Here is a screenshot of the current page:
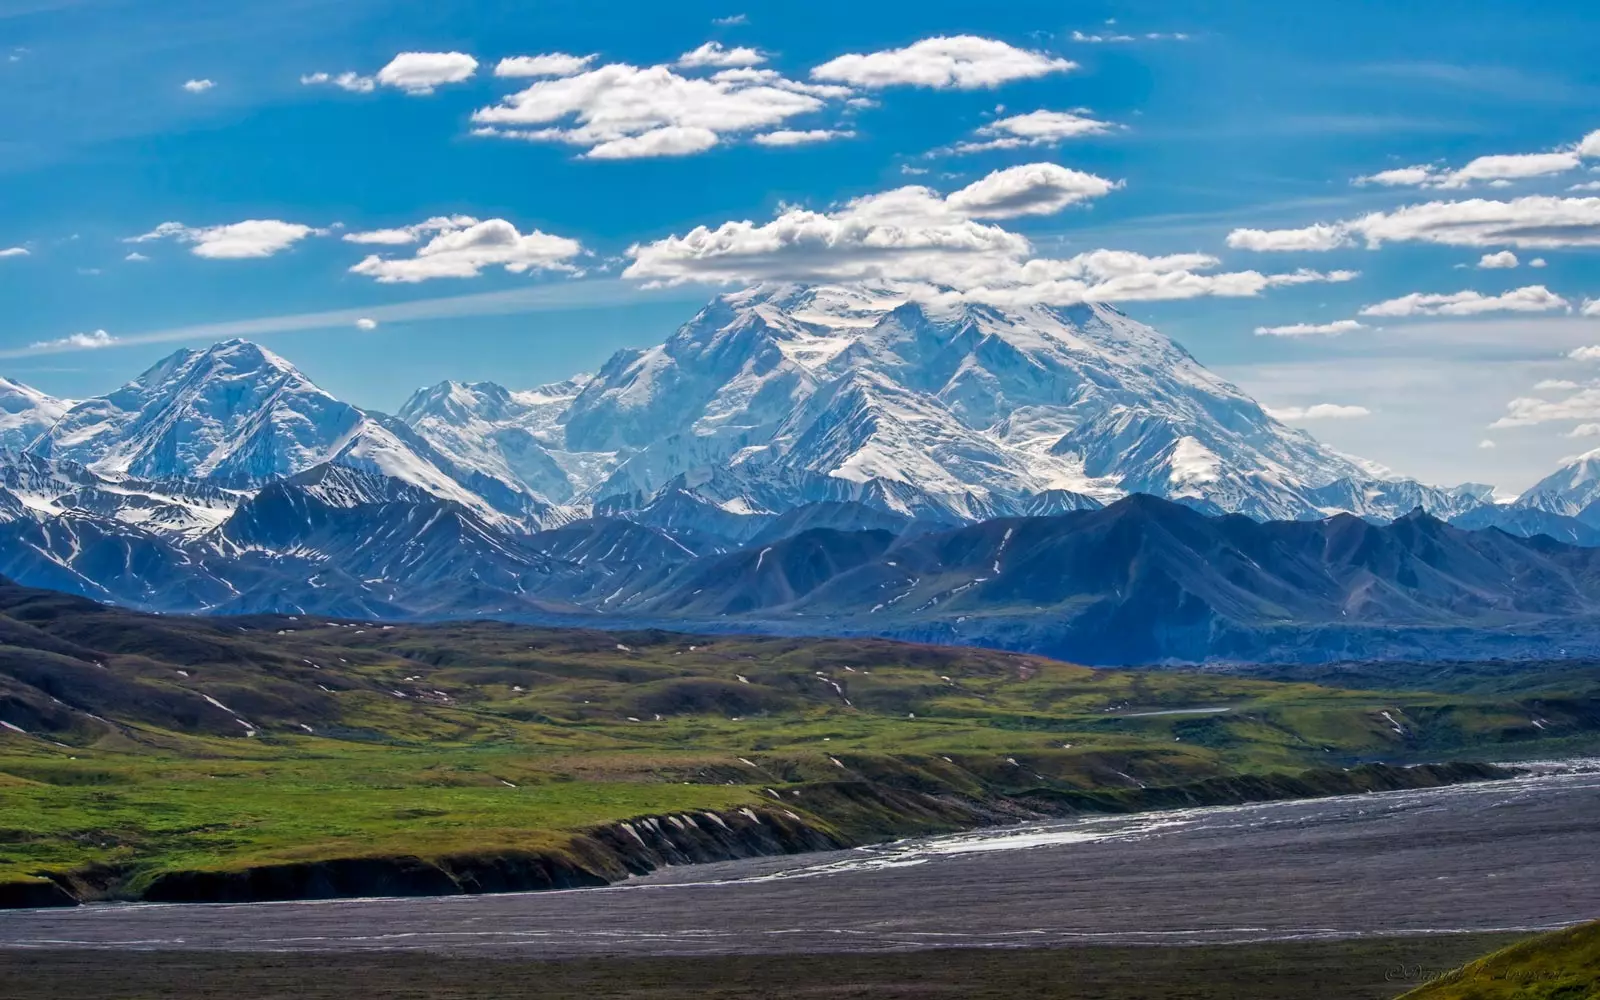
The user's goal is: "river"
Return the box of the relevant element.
[2,761,1596,956]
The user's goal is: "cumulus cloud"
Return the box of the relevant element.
[1253,319,1366,337]
[947,109,1113,154]
[182,78,215,93]
[676,41,765,68]
[623,166,1355,307]
[1226,223,1351,252]
[1359,285,1569,317]
[376,51,479,94]
[1355,166,1438,187]
[1477,250,1519,268]
[354,317,378,331]
[1536,379,1582,391]
[1568,423,1600,438]
[945,163,1121,218]
[1478,438,1497,449]
[31,329,117,351]
[1491,387,1600,427]
[585,126,720,159]
[301,71,377,93]
[495,53,595,78]
[1570,345,1600,362]
[1356,152,1582,189]
[343,215,481,245]
[1264,403,1372,421]
[471,62,830,158]
[752,128,855,146]
[1584,299,1600,317]
[1581,130,1600,158]
[1232,196,1600,251]
[348,217,583,282]
[0,247,28,258]
[123,252,148,262]
[127,220,324,259]
[810,36,1074,90]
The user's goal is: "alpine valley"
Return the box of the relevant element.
[7,282,1600,664]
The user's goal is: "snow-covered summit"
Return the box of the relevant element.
[0,376,72,452]
[529,282,1376,519]
[28,339,537,524]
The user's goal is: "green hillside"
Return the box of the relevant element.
[2,579,1597,905]
[1397,921,1600,999]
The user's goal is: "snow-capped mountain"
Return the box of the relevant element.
[29,340,545,525]
[396,376,596,506]
[0,377,71,452]
[408,283,1385,521]
[1514,447,1600,516]
[0,452,238,538]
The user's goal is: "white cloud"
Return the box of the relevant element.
[1265,403,1372,421]
[810,36,1074,90]
[127,220,323,259]
[1530,257,1548,267]
[1580,130,1600,158]
[1570,345,1600,362]
[585,126,720,159]
[1226,223,1351,252]
[1478,438,1497,449]
[1235,196,1600,252]
[623,168,1356,307]
[1572,181,1600,192]
[1492,387,1600,427]
[1360,285,1569,318]
[0,247,28,258]
[752,128,855,146]
[945,162,1121,218]
[495,53,595,78]
[1584,299,1600,317]
[301,71,377,93]
[31,329,117,351]
[355,317,378,331]
[712,14,748,26]
[344,215,481,245]
[348,217,583,282]
[676,42,765,69]
[1477,250,1518,269]
[123,251,148,262]
[1536,379,1581,391]
[182,78,215,93]
[1354,166,1438,187]
[375,51,478,94]
[1357,152,1582,189]
[948,109,1113,154]
[1363,196,1600,249]
[1070,29,1189,43]
[1567,423,1600,438]
[471,62,828,158]
[1254,319,1366,337]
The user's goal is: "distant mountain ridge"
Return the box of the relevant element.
[5,284,1600,662]
[5,283,1576,530]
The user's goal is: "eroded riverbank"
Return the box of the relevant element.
[1,762,1594,956]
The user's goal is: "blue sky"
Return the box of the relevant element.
[1,0,1598,491]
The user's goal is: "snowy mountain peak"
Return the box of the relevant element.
[1515,446,1600,515]
[0,376,71,452]
[33,341,355,483]
[529,282,1377,521]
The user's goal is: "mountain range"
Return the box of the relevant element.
[6,282,1600,663]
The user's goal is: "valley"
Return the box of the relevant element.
[1,576,1596,908]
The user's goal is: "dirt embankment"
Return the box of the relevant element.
[4,760,1511,909]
